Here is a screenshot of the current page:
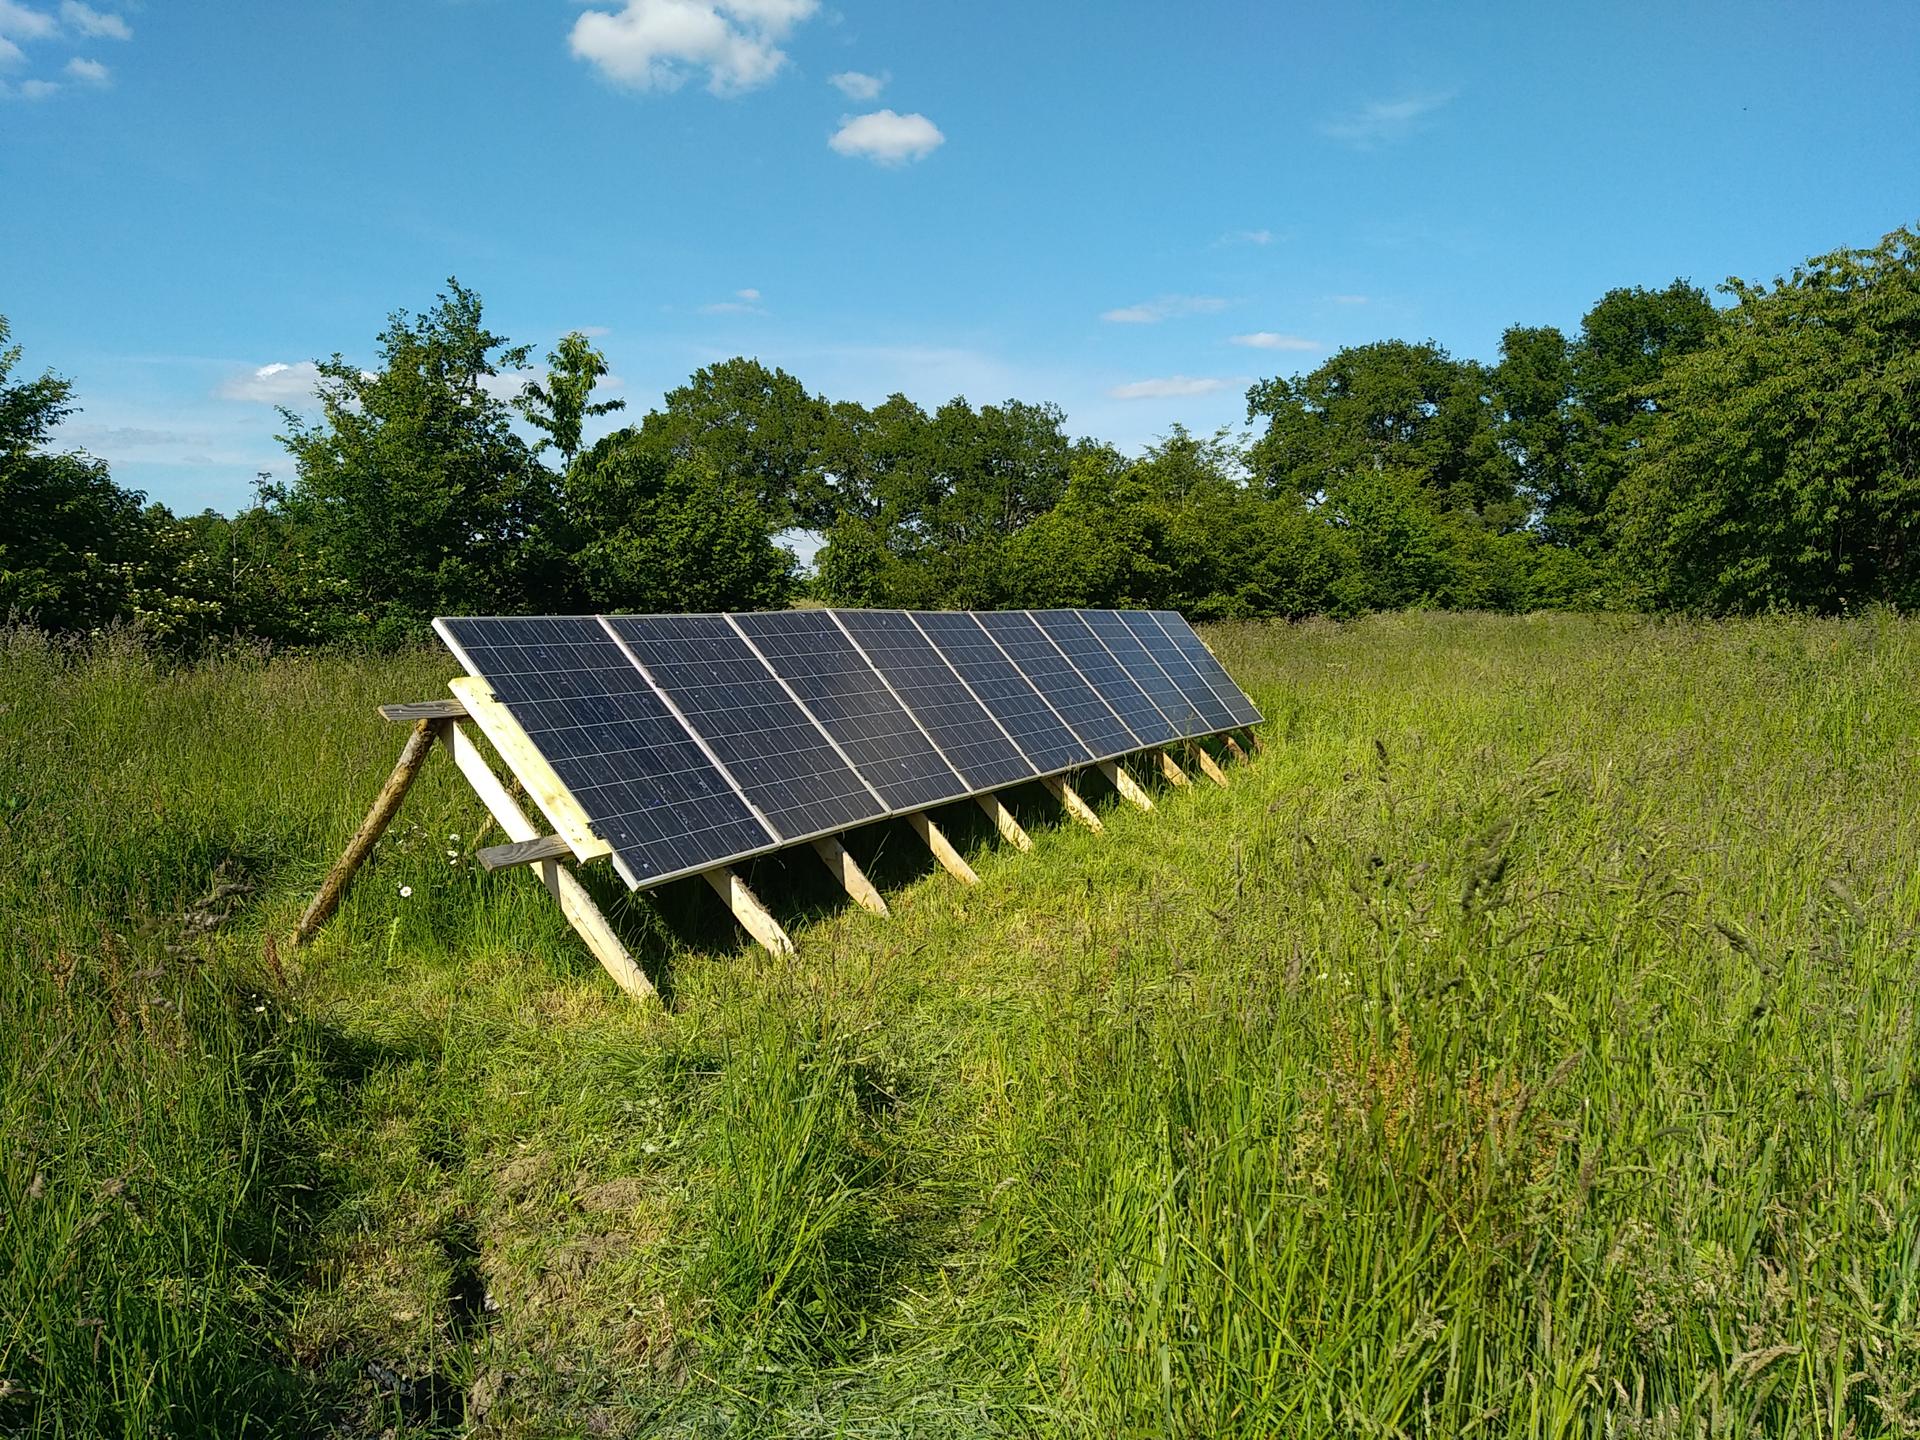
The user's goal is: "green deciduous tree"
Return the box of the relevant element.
[518,331,626,465]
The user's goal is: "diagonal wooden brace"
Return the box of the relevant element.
[1040,772,1103,833]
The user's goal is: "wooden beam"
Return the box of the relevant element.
[810,835,890,918]
[1222,733,1249,764]
[1098,759,1154,811]
[1242,727,1266,755]
[476,832,572,872]
[378,698,470,723]
[438,721,656,1003]
[1040,772,1103,833]
[447,676,609,862]
[1156,750,1192,788]
[293,718,442,945]
[905,811,979,886]
[702,867,796,957]
[975,792,1034,852]
[1187,741,1230,788]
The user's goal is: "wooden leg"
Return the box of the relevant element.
[1040,773,1103,833]
[906,812,979,886]
[975,792,1033,852]
[439,721,658,1002]
[1242,727,1266,754]
[811,835,890,918]
[1157,750,1192,788]
[293,718,441,945]
[702,867,796,957]
[1223,734,1249,764]
[1188,741,1230,788]
[1098,759,1154,811]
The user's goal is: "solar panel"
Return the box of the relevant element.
[972,610,1139,760]
[1080,609,1209,736]
[602,614,887,844]
[1148,611,1264,727]
[1115,610,1242,733]
[433,616,775,888]
[909,611,1093,776]
[831,609,1036,792]
[729,609,968,813]
[1028,610,1182,746]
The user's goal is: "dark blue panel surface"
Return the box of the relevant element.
[730,609,967,812]
[1029,610,1181,746]
[603,614,886,843]
[832,609,1035,791]
[1147,611,1263,727]
[911,611,1092,776]
[972,610,1138,760]
[434,616,775,888]
[1118,610,1241,731]
[1082,609,1209,737]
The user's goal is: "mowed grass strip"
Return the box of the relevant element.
[2,612,1918,1437]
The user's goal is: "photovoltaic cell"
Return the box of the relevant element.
[909,611,1092,776]
[1116,610,1242,732]
[1029,610,1182,745]
[1080,608,1208,736]
[602,614,886,843]
[433,616,774,888]
[1148,611,1263,727]
[972,610,1138,760]
[730,609,968,813]
[832,609,1035,791]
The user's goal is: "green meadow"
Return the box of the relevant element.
[3,611,1918,1437]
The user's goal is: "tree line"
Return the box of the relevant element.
[3,223,1915,648]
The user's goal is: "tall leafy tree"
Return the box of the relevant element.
[648,359,835,528]
[517,331,625,465]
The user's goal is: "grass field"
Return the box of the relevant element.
[4,611,1919,1437]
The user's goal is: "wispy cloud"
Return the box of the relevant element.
[0,1,58,42]
[216,361,329,405]
[59,2,128,40]
[1110,375,1234,400]
[570,0,819,97]
[63,53,104,82]
[1228,332,1318,351]
[1100,294,1228,325]
[829,69,885,100]
[1318,90,1455,149]
[1218,228,1275,247]
[1327,293,1369,305]
[700,286,767,314]
[829,109,944,165]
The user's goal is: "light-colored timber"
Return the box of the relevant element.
[702,867,796,957]
[810,834,890,917]
[1098,758,1155,811]
[438,720,656,1002]
[378,698,470,723]
[906,811,980,885]
[975,792,1034,852]
[293,717,441,945]
[446,676,609,862]
[1157,750,1192,788]
[1243,727,1266,754]
[1040,772,1104,832]
[1222,733,1249,763]
[477,832,573,872]
[1188,741,1230,788]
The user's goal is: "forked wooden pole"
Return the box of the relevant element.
[1040,772,1103,833]
[906,811,980,886]
[1098,759,1155,811]
[1187,741,1230,788]
[975,792,1034,852]
[703,867,796,957]
[1157,750,1192,788]
[811,835,890,918]
[1222,734,1249,764]
[438,721,657,1002]
[293,718,441,945]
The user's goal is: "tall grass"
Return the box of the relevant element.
[3,613,1918,1435]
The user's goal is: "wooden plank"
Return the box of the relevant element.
[446,675,609,862]
[702,867,796,957]
[1242,727,1266,755]
[810,835,890,918]
[975,792,1034,852]
[906,811,979,886]
[1098,759,1155,811]
[1222,733,1249,763]
[1040,772,1103,833]
[293,717,442,945]
[1188,741,1230,788]
[378,698,469,723]
[438,722,656,1003]
[1156,750,1192,788]
[476,832,572,872]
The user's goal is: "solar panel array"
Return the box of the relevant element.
[435,610,1261,892]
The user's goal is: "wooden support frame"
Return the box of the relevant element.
[1187,741,1230,788]
[477,833,573,871]
[702,867,796,957]
[1222,733,1249,764]
[811,835,890,917]
[1156,750,1192,788]
[1098,758,1155,811]
[906,811,980,886]
[1040,772,1103,833]
[975,792,1034,852]
[293,717,440,944]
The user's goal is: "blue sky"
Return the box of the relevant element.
[2,0,1916,515]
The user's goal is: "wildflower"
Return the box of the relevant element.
[398,885,413,899]
[446,849,458,859]
[253,1004,266,1014]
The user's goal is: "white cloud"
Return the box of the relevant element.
[829,68,885,100]
[15,76,57,98]
[64,54,105,82]
[1221,228,1274,246]
[1229,332,1318,351]
[1100,295,1228,325]
[828,108,944,165]
[1109,375,1234,400]
[734,287,760,301]
[700,287,766,314]
[216,361,328,405]
[0,36,22,65]
[570,0,817,97]
[0,1,57,41]
[59,2,129,39]
[1318,90,1456,149]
